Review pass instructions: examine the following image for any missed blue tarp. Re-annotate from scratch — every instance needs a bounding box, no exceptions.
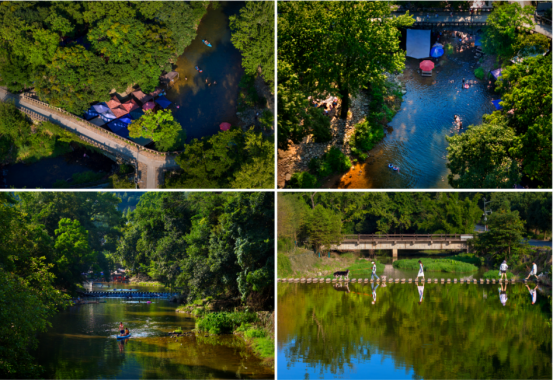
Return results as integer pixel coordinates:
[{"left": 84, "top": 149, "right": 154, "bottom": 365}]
[
  {"left": 490, "top": 68, "right": 503, "bottom": 79},
  {"left": 475, "top": 37, "right": 482, "bottom": 46},
  {"left": 119, "top": 115, "right": 132, "bottom": 125},
  {"left": 83, "top": 108, "right": 98, "bottom": 120},
  {"left": 107, "top": 120, "right": 130, "bottom": 139},
  {"left": 491, "top": 99, "right": 503, "bottom": 110},
  {"left": 155, "top": 95, "right": 172, "bottom": 109},
  {"left": 99, "top": 110, "right": 116, "bottom": 123},
  {"left": 130, "top": 108, "right": 144, "bottom": 120},
  {"left": 92, "top": 103, "right": 110, "bottom": 114},
  {"left": 430, "top": 46, "right": 444, "bottom": 58}
]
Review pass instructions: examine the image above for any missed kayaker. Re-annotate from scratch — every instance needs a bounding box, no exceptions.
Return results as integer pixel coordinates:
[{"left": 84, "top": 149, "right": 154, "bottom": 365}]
[{"left": 119, "top": 322, "right": 124, "bottom": 335}]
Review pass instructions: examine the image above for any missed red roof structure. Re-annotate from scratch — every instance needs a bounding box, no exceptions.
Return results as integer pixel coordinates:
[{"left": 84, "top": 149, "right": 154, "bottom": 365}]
[
  {"left": 106, "top": 96, "right": 122, "bottom": 109},
  {"left": 111, "top": 106, "right": 128, "bottom": 118},
  {"left": 131, "top": 90, "right": 153, "bottom": 104},
  {"left": 122, "top": 99, "right": 140, "bottom": 113}
]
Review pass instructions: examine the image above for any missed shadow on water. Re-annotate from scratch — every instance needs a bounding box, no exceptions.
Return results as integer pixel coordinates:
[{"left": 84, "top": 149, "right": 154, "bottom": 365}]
[
  {"left": 166, "top": 1, "right": 244, "bottom": 143},
  {"left": 278, "top": 282, "right": 552, "bottom": 380},
  {"left": 34, "top": 299, "right": 273, "bottom": 379},
  {"left": 338, "top": 45, "right": 496, "bottom": 189}
]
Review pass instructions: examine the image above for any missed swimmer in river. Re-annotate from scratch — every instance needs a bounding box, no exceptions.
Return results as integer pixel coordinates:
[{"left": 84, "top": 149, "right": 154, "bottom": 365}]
[{"left": 213, "top": 81, "right": 217, "bottom": 85}]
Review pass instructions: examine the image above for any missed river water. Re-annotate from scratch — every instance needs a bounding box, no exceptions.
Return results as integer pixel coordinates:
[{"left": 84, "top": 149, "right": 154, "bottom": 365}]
[
  {"left": 166, "top": 1, "right": 244, "bottom": 143},
  {"left": 337, "top": 39, "right": 496, "bottom": 189},
  {"left": 34, "top": 284, "right": 273, "bottom": 379},
  {"left": 278, "top": 282, "right": 552, "bottom": 380}
]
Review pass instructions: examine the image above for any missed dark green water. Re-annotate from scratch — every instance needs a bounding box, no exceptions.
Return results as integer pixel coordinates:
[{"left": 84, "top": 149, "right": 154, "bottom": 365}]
[
  {"left": 34, "top": 297, "right": 273, "bottom": 379},
  {"left": 278, "top": 282, "right": 552, "bottom": 380}
]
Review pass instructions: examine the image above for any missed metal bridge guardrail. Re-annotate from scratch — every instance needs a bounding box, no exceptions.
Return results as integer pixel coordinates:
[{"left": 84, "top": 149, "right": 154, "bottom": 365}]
[{"left": 340, "top": 234, "right": 473, "bottom": 242}]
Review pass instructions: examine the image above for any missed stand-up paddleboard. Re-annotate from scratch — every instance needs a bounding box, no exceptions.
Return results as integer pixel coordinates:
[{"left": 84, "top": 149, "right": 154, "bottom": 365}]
[{"left": 117, "top": 333, "right": 131, "bottom": 339}]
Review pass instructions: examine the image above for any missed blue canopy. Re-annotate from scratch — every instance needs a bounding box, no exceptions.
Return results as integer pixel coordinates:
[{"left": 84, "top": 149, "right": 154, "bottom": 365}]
[
  {"left": 83, "top": 108, "right": 98, "bottom": 120},
  {"left": 119, "top": 114, "right": 132, "bottom": 125},
  {"left": 490, "top": 68, "right": 503, "bottom": 80},
  {"left": 430, "top": 46, "right": 444, "bottom": 58},
  {"left": 155, "top": 95, "right": 172, "bottom": 109},
  {"left": 92, "top": 103, "right": 110, "bottom": 114},
  {"left": 130, "top": 108, "right": 144, "bottom": 120},
  {"left": 107, "top": 121, "right": 130, "bottom": 139},
  {"left": 99, "top": 110, "right": 116, "bottom": 123},
  {"left": 491, "top": 99, "right": 503, "bottom": 110}
]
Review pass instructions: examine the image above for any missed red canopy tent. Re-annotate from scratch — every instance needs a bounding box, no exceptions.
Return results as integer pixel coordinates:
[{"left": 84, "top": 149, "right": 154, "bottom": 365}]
[
  {"left": 106, "top": 96, "right": 122, "bottom": 109},
  {"left": 122, "top": 99, "right": 140, "bottom": 113}
]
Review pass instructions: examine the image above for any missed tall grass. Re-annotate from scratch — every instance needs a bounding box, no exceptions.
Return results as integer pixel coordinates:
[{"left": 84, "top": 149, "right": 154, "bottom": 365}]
[
  {"left": 483, "top": 269, "right": 515, "bottom": 279},
  {"left": 277, "top": 253, "right": 293, "bottom": 278},
  {"left": 324, "top": 259, "right": 386, "bottom": 278},
  {"left": 393, "top": 258, "right": 478, "bottom": 273}
]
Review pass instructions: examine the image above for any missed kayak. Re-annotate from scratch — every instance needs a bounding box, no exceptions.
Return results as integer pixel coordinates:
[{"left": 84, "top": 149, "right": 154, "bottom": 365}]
[
  {"left": 117, "top": 333, "right": 131, "bottom": 340},
  {"left": 202, "top": 40, "right": 212, "bottom": 47}
]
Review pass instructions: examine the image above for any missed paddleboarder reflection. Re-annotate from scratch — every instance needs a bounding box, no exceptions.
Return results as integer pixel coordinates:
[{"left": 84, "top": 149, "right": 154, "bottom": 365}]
[{"left": 371, "top": 282, "right": 379, "bottom": 304}]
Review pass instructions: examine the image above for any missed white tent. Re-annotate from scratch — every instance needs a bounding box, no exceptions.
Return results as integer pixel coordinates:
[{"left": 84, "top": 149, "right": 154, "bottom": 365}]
[{"left": 406, "top": 29, "right": 431, "bottom": 59}]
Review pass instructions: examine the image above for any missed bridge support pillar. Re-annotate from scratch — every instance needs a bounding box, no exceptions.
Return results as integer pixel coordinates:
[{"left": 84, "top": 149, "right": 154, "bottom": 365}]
[{"left": 392, "top": 248, "right": 398, "bottom": 259}]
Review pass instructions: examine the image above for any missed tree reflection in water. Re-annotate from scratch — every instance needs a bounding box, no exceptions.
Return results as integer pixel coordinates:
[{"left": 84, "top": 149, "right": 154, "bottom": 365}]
[{"left": 278, "top": 282, "right": 552, "bottom": 380}]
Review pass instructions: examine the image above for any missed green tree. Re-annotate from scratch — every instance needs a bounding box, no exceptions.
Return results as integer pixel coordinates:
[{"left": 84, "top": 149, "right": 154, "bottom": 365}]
[
  {"left": 230, "top": 0, "right": 274, "bottom": 85},
  {"left": 279, "top": 1, "right": 414, "bottom": 118},
  {"left": 446, "top": 122, "right": 521, "bottom": 188},
  {"left": 128, "top": 109, "right": 184, "bottom": 152},
  {"left": 305, "top": 204, "right": 342, "bottom": 255},
  {"left": 474, "top": 208, "right": 527, "bottom": 265},
  {"left": 482, "top": 2, "right": 534, "bottom": 59}
]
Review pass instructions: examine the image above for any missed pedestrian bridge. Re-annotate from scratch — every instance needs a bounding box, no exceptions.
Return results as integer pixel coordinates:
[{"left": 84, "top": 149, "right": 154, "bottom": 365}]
[
  {"left": 79, "top": 291, "right": 178, "bottom": 298},
  {"left": 330, "top": 234, "right": 474, "bottom": 256}
]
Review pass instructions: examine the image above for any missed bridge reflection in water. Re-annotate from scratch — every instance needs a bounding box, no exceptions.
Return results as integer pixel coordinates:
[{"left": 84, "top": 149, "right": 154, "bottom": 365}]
[{"left": 277, "top": 282, "right": 552, "bottom": 380}]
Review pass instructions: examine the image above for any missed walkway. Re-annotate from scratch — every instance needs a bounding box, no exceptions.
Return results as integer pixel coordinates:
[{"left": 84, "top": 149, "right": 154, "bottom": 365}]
[
  {"left": 0, "top": 88, "right": 179, "bottom": 188},
  {"left": 392, "top": 10, "right": 552, "bottom": 38}
]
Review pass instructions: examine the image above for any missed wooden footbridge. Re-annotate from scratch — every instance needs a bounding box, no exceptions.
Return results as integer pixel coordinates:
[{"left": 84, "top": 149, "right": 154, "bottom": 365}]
[{"left": 330, "top": 234, "right": 474, "bottom": 256}]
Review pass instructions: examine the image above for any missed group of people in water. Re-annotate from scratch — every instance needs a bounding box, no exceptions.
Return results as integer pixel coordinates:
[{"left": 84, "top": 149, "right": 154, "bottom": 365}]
[
  {"left": 119, "top": 322, "right": 130, "bottom": 337},
  {"left": 388, "top": 163, "right": 400, "bottom": 172}
]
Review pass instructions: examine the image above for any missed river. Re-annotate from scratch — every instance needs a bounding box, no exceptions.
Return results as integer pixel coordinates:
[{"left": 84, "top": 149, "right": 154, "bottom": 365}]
[
  {"left": 278, "top": 282, "right": 552, "bottom": 380},
  {"left": 34, "top": 284, "right": 273, "bottom": 379},
  {"left": 166, "top": 1, "right": 244, "bottom": 143},
  {"left": 337, "top": 32, "right": 496, "bottom": 189}
]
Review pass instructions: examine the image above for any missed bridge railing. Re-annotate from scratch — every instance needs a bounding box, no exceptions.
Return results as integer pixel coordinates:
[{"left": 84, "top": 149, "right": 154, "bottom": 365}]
[
  {"left": 12, "top": 92, "right": 184, "bottom": 158},
  {"left": 340, "top": 234, "right": 473, "bottom": 242}
]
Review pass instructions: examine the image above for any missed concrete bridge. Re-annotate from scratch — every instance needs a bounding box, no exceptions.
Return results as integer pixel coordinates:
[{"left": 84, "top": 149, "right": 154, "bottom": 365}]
[
  {"left": 391, "top": 9, "right": 552, "bottom": 38},
  {"left": 330, "top": 234, "right": 474, "bottom": 257},
  {"left": 0, "top": 87, "right": 180, "bottom": 188},
  {"left": 79, "top": 291, "right": 178, "bottom": 298}
]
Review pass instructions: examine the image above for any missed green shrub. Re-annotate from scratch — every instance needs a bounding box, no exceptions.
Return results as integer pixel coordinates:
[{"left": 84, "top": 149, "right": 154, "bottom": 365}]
[
  {"left": 445, "top": 44, "right": 454, "bottom": 55},
  {"left": 350, "top": 120, "right": 385, "bottom": 152},
  {"left": 244, "top": 328, "right": 267, "bottom": 339},
  {"left": 306, "top": 107, "right": 332, "bottom": 143},
  {"left": 474, "top": 67, "right": 485, "bottom": 80},
  {"left": 277, "top": 253, "right": 293, "bottom": 278},
  {"left": 259, "top": 109, "right": 273, "bottom": 131},
  {"left": 393, "top": 258, "right": 478, "bottom": 273},
  {"left": 450, "top": 253, "right": 484, "bottom": 266},
  {"left": 309, "top": 156, "right": 332, "bottom": 178},
  {"left": 358, "top": 153, "right": 367, "bottom": 161},
  {"left": 109, "top": 173, "right": 135, "bottom": 189},
  {"left": 277, "top": 237, "right": 294, "bottom": 252},
  {"left": 322, "top": 146, "right": 351, "bottom": 173},
  {"left": 251, "top": 336, "right": 274, "bottom": 358},
  {"left": 195, "top": 311, "right": 257, "bottom": 334},
  {"left": 174, "top": 327, "right": 183, "bottom": 334},
  {"left": 288, "top": 171, "right": 319, "bottom": 188}
]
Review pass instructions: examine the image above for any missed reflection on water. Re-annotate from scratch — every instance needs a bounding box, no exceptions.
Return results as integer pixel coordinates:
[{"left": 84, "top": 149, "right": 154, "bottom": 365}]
[
  {"left": 278, "top": 283, "right": 552, "bottom": 380},
  {"left": 34, "top": 299, "right": 273, "bottom": 379},
  {"left": 167, "top": 1, "right": 244, "bottom": 143},
  {"left": 339, "top": 52, "right": 496, "bottom": 189}
]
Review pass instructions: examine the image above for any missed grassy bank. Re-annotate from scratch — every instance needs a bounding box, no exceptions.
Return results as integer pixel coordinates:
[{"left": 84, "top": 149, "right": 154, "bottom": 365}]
[
  {"left": 195, "top": 311, "right": 274, "bottom": 365},
  {"left": 393, "top": 257, "right": 478, "bottom": 273},
  {"left": 278, "top": 250, "right": 362, "bottom": 278},
  {"left": 483, "top": 269, "right": 515, "bottom": 280},
  {"left": 323, "top": 259, "right": 385, "bottom": 279},
  {"left": 128, "top": 281, "right": 165, "bottom": 287}
]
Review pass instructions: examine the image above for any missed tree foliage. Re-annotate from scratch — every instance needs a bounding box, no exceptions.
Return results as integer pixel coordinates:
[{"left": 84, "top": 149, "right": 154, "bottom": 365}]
[
  {"left": 166, "top": 127, "right": 274, "bottom": 189},
  {"left": 128, "top": 109, "right": 184, "bottom": 152},
  {"left": 230, "top": 0, "right": 274, "bottom": 86}
]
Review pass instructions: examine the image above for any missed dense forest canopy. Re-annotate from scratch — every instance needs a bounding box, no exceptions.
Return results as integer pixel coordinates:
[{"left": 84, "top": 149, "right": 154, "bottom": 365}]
[
  {"left": 447, "top": 2, "right": 552, "bottom": 188},
  {"left": 278, "top": 192, "right": 551, "bottom": 264},
  {"left": 0, "top": 1, "right": 211, "bottom": 114},
  {"left": 0, "top": 191, "right": 274, "bottom": 378}
]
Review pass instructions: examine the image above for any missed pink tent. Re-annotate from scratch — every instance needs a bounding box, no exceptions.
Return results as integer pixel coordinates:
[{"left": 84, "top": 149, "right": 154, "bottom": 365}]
[
  {"left": 111, "top": 106, "right": 128, "bottom": 118},
  {"left": 122, "top": 99, "right": 139, "bottom": 113},
  {"left": 219, "top": 122, "right": 231, "bottom": 131},
  {"left": 142, "top": 101, "right": 156, "bottom": 111},
  {"left": 106, "top": 96, "right": 121, "bottom": 109}
]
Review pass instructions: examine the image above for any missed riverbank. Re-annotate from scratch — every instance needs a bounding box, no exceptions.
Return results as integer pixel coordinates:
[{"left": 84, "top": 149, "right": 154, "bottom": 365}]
[
  {"left": 278, "top": 249, "right": 368, "bottom": 278},
  {"left": 278, "top": 73, "right": 404, "bottom": 188}
]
